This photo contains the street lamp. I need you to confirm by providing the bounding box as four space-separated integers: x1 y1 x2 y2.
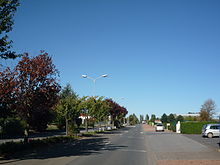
82 74 108 132
82 74 108 96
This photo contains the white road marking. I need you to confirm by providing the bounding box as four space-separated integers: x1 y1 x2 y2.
121 149 146 153
127 136 144 139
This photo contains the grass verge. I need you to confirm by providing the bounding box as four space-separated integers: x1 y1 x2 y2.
0 136 77 157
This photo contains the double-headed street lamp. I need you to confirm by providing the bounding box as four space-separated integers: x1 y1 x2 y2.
82 74 108 96
81 74 108 132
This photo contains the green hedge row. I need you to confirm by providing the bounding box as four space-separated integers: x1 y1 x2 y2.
0 118 25 137
181 121 217 134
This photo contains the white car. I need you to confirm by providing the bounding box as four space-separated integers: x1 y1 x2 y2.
155 123 164 132
202 124 220 138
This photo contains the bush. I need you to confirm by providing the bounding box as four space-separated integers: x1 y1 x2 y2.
0 118 25 137
181 121 217 134
170 122 176 132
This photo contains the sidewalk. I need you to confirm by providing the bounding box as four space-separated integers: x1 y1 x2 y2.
143 124 220 165
0 129 96 144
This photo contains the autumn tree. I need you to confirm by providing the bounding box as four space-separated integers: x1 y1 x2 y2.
199 99 216 121
0 67 17 118
0 0 20 59
199 110 209 121
106 98 128 128
14 52 60 132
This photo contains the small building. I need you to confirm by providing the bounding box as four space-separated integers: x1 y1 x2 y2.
154 120 162 124
79 113 91 124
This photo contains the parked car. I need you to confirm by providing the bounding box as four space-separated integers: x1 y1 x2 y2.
202 124 220 138
155 123 164 132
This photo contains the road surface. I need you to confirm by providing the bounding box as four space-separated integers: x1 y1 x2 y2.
1 124 220 165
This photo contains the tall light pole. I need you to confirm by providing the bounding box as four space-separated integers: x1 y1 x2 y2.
82 74 108 132
82 74 108 96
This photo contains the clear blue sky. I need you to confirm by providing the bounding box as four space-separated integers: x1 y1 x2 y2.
6 0 220 118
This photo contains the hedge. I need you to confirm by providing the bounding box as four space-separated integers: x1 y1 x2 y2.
181 121 218 134
0 118 25 137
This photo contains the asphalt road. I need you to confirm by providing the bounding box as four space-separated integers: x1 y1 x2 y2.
183 134 220 150
0 125 147 165
1 124 220 165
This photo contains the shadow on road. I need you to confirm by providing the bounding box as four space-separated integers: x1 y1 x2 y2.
0 135 127 164
100 126 132 135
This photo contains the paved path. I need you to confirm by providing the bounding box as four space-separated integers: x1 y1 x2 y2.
1 124 220 165
0 125 147 165
143 124 220 165
0 129 96 144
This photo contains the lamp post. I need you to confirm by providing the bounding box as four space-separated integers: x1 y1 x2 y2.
82 74 108 132
82 74 108 96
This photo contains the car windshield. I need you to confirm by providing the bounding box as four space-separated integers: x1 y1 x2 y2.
157 124 163 126
202 125 207 129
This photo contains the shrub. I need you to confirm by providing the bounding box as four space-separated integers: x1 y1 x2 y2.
167 122 176 132
170 122 176 132
181 121 217 134
1 118 25 137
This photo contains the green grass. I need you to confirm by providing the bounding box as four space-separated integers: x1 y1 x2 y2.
46 124 59 131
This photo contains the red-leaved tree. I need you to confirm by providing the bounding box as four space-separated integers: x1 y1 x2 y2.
0 67 17 118
14 52 60 132
106 99 128 127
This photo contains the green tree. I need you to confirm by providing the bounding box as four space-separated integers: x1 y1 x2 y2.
145 114 149 121
167 114 175 123
150 114 156 122
161 113 168 123
140 115 144 123
56 84 81 136
128 114 139 125
0 0 20 59
176 115 184 122
55 83 78 129
81 96 110 130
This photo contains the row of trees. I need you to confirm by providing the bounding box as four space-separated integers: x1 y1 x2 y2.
56 84 128 135
140 99 217 125
0 53 128 137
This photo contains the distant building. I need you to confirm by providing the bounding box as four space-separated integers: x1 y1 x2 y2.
175 112 200 117
154 120 162 124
